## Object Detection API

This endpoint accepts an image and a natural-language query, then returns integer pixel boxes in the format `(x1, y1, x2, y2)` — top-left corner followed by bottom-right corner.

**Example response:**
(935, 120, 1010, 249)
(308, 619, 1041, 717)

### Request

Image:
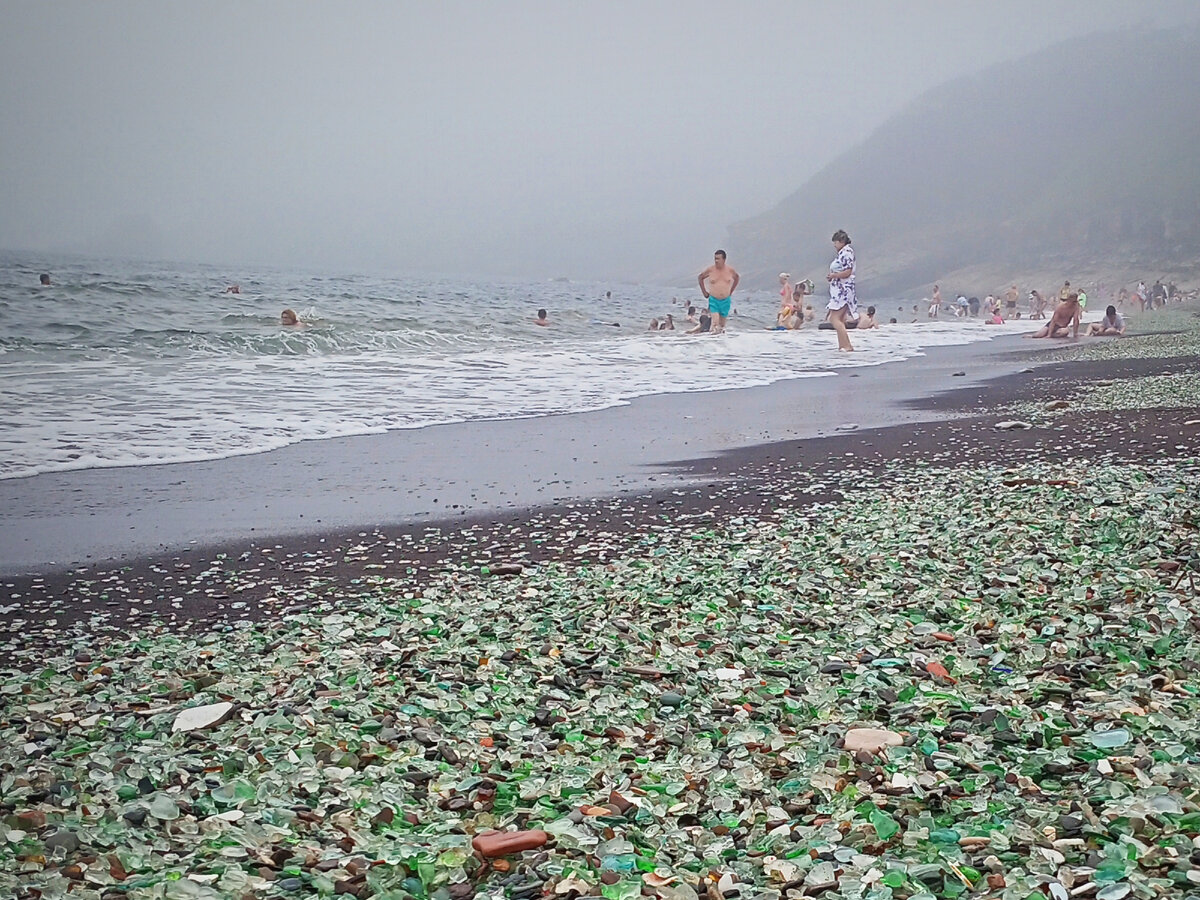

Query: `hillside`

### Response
(729, 27, 1200, 296)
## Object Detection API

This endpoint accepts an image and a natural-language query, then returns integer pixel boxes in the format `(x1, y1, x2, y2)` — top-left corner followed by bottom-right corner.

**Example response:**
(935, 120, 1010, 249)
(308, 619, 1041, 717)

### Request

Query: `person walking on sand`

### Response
(826, 230, 858, 351)
(698, 250, 739, 334)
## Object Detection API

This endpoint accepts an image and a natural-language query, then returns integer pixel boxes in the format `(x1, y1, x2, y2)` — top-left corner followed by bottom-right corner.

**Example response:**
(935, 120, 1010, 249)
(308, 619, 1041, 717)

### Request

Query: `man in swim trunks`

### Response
(1027, 292, 1081, 339)
(698, 250, 739, 334)
(1004, 284, 1020, 318)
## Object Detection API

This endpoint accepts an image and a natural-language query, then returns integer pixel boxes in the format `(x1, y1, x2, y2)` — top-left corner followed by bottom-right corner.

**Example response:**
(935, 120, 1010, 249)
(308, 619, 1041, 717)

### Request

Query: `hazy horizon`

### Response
(3, 1, 1198, 283)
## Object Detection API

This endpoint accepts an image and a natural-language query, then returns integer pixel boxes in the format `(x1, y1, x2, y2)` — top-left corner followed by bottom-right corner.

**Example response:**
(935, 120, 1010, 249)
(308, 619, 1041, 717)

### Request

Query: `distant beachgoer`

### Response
(861, 305, 879, 329)
(888, 317, 897, 324)
(39, 273, 51, 286)
(280, 309, 301, 326)
(1117, 287, 1128, 307)
(1087, 305, 1126, 336)
(662, 314, 675, 331)
(649, 318, 660, 331)
(1004, 284, 1019, 318)
(1027, 290, 1044, 319)
(1152, 279, 1166, 308)
(985, 310, 1004, 325)
(1077, 288, 1088, 312)
(225, 284, 241, 294)
(697, 250, 739, 335)
(955, 295, 968, 317)
(932, 284, 942, 310)
(1059, 281, 1071, 302)
(968, 296, 980, 317)
(826, 230, 857, 351)
(1135, 280, 1148, 311)
(534, 308, 550, 326)
(928, 294, 940, 318)
(804, 304, 815, 323)
(686, 305, 698, 323)
(686, 313, 712, 335)
(1028, 293, 1081, 339)
(779, 273, 792, 307)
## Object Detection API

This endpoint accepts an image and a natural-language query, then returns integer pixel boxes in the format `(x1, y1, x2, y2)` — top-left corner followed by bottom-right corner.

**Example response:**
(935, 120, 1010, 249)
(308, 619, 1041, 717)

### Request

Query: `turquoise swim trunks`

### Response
(708, 296, 731, 317)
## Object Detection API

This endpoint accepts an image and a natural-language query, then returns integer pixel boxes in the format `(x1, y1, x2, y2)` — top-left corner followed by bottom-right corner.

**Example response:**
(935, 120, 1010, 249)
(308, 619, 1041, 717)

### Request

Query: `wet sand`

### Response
(4, 325, 1199, 656)
(1, 334, 1040, 574)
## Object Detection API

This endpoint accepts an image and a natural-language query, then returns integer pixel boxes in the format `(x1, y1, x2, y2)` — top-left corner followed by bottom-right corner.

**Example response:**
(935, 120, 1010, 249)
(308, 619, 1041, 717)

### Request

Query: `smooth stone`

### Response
(471, 829, 549, 858)
(659, 692, 684, 708)
(122, 807, 148, 827)
(44, 830, 81, 853)
(844, 728, 903, 754)
(171, 701, 234, 734)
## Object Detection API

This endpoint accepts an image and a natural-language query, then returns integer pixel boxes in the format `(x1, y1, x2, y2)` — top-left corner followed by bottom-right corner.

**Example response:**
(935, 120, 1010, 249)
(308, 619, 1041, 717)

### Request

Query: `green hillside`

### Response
(730, 27, 1200, 295)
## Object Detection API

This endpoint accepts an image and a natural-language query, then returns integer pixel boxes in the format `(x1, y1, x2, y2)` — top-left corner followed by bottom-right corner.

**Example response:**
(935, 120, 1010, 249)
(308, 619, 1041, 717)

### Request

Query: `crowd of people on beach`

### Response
(526, 234, 1195, 353)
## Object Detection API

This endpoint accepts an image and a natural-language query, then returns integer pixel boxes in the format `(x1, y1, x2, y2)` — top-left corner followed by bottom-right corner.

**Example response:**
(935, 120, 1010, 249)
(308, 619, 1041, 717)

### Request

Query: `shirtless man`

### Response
(1028, 292, 1081, 339)
(1004, 284, 1020, 319)
(697, 250, 739, 334)
(534, 308, 550, 326)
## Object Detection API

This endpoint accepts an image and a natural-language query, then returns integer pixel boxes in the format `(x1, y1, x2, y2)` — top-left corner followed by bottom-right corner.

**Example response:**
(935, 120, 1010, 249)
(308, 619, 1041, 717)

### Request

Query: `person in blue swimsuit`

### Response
(697, 249, 740, 334)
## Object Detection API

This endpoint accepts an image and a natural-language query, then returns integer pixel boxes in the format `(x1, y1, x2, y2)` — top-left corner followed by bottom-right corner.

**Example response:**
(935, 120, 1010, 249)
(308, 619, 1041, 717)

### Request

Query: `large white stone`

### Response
(844, 727, 903, 754)
(172, 702, 234, 734)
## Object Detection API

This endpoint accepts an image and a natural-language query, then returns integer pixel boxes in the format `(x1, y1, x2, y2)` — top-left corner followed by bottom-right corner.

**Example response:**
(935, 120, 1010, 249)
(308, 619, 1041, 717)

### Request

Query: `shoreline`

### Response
(1, 333, 1043, 575)
(2, 313, 1199, 898)
(4, 321, 1198, 653)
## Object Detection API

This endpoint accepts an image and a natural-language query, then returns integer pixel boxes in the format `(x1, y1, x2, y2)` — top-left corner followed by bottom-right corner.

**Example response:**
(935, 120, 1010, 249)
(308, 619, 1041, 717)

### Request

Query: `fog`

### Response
(2, 1, 1197, 282)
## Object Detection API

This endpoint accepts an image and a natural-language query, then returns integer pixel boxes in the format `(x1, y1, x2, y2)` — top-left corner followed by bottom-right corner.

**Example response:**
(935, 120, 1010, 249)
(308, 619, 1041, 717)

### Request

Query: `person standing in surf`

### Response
(826, 229, 858, 352)
(697, 250, 739, 334)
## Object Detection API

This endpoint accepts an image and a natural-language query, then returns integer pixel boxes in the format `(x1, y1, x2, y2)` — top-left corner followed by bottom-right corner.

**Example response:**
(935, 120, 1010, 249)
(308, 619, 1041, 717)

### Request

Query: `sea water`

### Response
(0, 252, 1028, 480)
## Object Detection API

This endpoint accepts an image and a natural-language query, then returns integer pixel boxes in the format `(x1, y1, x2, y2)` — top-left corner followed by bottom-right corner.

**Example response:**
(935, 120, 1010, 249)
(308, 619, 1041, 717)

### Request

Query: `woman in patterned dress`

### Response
(825, 229, 858, 352)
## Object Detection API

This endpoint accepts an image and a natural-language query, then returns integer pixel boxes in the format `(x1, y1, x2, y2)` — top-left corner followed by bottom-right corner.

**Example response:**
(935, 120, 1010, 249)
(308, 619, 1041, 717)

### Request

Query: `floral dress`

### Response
(827, 244, 857, 317)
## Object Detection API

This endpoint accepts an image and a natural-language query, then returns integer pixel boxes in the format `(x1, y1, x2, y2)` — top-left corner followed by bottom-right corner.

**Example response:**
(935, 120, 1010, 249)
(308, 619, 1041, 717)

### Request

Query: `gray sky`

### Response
(2, 1, 1197, 281)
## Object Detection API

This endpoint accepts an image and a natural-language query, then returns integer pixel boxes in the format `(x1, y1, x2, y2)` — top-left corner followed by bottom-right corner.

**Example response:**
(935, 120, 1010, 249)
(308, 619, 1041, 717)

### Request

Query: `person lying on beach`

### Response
(534, 308, 550, 326)
(1087, 306, 1125, 336)
(685, 314, 712, 335)
(280, 309, 306, 327)
(860, 306, 879, 329)
(1027, 293, 1081, 339)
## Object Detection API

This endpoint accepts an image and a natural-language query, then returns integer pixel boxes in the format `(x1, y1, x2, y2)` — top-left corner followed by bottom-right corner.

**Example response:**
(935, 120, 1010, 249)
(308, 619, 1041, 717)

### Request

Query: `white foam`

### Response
(0, 317, 1025, 480)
